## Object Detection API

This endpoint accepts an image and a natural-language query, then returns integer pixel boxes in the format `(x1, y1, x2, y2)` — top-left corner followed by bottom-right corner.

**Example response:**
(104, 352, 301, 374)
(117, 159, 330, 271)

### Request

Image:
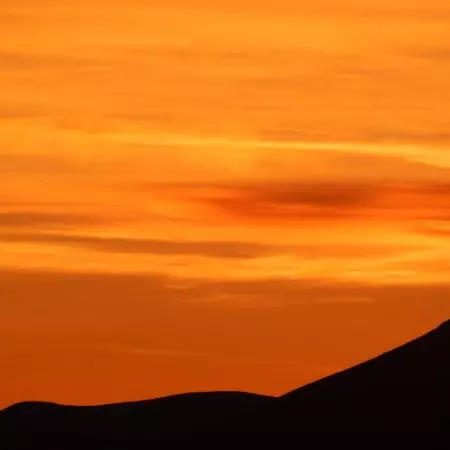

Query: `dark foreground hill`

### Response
(1, 320, 449, 449)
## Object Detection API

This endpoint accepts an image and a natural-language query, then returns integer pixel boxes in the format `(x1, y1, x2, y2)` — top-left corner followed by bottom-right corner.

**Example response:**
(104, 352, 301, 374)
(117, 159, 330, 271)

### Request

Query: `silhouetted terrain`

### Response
(1, 321, 448, 449)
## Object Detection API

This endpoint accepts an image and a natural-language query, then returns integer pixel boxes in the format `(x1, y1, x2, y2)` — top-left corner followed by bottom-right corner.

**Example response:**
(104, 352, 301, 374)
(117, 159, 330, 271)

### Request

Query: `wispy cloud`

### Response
(116, 347, 200, 358)
(0, 212, 105, 228)
(0, 231, 277, 259)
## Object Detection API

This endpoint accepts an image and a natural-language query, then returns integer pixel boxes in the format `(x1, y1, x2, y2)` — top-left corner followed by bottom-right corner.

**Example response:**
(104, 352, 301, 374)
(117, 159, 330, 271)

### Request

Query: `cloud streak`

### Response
(166, 180, 450, 224)
(203, 182, 378, 221)
(0, 231, 277, 259)
(0, 212, 106, 228)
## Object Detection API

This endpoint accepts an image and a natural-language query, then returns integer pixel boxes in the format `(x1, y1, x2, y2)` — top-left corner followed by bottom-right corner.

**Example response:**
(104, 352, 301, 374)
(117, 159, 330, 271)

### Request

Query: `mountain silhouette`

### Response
(1, 320, 448, 449)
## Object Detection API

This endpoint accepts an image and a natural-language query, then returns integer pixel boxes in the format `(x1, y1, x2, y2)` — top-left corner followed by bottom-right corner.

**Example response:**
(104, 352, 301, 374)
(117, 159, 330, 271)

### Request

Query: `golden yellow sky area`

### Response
(1, 0, 449, 407)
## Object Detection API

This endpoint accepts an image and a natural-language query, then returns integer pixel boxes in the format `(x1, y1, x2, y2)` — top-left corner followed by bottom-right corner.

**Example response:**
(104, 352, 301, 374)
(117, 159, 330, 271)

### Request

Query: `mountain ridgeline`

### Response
(1, 321, 449, 449)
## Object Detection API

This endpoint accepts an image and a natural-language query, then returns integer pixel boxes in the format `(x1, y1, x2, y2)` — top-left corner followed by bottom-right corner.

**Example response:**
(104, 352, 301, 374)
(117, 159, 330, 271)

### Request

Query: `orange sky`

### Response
(1, 0, 450, 408)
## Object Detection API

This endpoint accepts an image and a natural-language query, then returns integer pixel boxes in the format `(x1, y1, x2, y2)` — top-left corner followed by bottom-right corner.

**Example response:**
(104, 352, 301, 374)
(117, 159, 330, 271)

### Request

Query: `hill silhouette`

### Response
(1, 320, 448, 449)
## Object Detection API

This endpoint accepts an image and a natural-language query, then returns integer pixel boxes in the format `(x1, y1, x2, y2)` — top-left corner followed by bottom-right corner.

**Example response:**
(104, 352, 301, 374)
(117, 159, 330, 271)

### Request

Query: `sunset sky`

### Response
(1, 0, 450, 407)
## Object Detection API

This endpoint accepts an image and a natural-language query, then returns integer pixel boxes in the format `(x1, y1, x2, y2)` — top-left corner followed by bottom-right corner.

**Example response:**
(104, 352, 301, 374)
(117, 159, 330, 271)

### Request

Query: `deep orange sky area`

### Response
(1, 0, 450, 408)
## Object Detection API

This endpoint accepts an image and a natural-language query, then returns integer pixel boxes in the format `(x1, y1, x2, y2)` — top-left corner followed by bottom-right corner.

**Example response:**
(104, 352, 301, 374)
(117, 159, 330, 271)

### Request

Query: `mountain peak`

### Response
(436, 319, 450, 331)
(421, 318, 450, 343)
(0, 321, 448, 449)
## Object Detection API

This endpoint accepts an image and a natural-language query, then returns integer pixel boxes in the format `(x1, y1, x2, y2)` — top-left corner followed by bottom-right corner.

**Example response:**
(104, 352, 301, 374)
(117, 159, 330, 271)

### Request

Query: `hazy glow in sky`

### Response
(1, 0, 449, 407)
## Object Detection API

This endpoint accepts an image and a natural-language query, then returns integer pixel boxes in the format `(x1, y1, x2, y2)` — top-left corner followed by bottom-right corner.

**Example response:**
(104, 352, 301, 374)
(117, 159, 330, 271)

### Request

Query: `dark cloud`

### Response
(200, 182, 380, 221)
(251, 183, 376, 207)
(0, 231, 276, 259)
(143, 178, 450, 223)
(0, 212, 104, 228)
